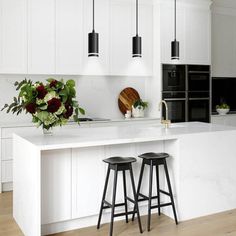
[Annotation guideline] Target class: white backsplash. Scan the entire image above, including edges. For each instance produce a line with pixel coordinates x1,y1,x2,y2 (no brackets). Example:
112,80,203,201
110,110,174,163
0,74,160,124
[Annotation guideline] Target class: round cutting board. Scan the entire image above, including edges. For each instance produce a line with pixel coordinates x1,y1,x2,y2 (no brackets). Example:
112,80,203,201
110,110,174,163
118,87,140,115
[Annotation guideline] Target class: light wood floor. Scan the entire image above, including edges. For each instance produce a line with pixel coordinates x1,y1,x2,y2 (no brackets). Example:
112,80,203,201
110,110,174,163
1,192,236,236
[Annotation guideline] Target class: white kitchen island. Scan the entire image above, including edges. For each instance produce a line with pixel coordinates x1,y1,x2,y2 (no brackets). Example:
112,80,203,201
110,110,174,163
13,122,236,236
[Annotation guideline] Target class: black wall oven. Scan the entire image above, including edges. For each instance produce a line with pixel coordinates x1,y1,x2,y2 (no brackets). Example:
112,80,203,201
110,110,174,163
162,64,210,123
162,92,186,123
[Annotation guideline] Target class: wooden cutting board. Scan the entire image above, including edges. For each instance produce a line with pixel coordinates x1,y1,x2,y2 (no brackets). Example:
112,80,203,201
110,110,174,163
118,87,140,115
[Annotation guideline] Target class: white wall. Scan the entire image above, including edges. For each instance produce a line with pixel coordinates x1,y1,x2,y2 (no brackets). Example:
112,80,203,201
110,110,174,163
0,74,158,123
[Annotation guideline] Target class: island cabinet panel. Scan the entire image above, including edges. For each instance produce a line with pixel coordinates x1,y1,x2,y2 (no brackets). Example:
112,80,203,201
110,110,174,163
0,0,27,73
41,149,72,224
55,0,83,75
28,0,55,74
71,147,105,218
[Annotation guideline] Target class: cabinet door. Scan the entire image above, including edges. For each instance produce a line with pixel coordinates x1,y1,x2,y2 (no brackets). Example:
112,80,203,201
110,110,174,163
185,6,211,65
1,160,13,183
72,147,105,218
41,149,72,224
82,0,109,75
212,13,236,77
56,0,83,74
28,0,55,74
109,1,133,75
160,1,185,64
0,0,27,73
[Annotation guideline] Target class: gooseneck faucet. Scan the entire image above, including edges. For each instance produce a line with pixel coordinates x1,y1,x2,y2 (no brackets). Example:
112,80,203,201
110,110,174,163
158,100,171,128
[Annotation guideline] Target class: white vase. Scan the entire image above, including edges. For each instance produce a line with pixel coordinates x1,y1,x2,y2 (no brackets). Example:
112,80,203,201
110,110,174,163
43,128,53,135
132,106,145,118
216,108,230,116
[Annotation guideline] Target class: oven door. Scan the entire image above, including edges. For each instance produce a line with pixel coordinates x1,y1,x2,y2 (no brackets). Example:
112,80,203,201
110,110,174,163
163,65,186,91
163,98,186,123
188,72,210,91
188,98,210,123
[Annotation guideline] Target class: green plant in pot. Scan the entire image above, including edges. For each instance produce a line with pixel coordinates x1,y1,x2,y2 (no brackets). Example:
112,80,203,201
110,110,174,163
216,103,230,115
132,99,148,118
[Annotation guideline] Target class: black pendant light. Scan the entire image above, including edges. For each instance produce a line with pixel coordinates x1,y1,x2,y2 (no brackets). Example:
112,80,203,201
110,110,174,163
88,0,99,57
132,0,142,57
171,0,179,60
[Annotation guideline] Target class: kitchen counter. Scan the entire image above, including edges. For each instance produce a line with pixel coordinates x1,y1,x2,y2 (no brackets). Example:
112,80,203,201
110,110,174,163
14,122,236,150
13,122,236,236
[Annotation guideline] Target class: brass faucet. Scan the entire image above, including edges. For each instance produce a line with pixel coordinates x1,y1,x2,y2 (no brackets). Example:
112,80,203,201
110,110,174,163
158,100,171,128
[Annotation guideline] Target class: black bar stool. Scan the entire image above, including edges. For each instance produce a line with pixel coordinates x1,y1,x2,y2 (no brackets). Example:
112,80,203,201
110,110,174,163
132,152,178,231
97,156,143,236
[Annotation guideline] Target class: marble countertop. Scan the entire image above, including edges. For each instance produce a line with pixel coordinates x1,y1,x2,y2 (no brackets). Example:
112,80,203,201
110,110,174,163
13,122,236,151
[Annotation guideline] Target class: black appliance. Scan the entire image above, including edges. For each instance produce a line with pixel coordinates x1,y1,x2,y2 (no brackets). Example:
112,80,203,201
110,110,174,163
162,64,186,91
162,92,187,123
212,77,236,113
162,64,210,123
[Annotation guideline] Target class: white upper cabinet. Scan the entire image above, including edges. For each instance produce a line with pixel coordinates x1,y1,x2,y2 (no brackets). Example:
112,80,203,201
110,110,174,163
211,9,236,77
28,0,55,74
160,0,211,65
82,0,109,75
56,0,83,75
185,6,211,65
110,0,153,76
160,1,185,64
0,0,27,74
109,1,133,76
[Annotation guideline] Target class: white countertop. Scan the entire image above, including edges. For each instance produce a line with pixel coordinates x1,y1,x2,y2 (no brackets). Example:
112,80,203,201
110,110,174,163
14,122,236,151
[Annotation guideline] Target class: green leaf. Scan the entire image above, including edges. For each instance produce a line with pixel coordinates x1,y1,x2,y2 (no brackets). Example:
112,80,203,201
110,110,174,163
79,107,85,115
66,80,75,87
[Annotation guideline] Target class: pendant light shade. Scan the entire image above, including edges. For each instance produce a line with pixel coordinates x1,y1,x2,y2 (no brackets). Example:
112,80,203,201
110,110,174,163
132,0,142,57
171,0,179,60
88,0,99,57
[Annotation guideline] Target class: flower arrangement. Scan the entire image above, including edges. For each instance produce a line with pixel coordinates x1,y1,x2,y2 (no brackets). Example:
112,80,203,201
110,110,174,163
1,78,85,130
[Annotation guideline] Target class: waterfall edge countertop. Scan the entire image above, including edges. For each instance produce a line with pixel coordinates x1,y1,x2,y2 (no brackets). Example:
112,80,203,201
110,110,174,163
13,122,236,150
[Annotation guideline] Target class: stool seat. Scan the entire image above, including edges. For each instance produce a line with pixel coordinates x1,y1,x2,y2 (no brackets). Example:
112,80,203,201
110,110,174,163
103,157,137,165
139,152,169,159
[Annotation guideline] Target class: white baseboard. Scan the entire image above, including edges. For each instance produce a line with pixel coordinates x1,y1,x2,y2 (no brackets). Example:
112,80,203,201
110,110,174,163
2,182,13,192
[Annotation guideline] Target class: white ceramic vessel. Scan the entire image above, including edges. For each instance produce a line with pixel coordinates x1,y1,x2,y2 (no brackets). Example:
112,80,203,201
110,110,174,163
216,108,230,115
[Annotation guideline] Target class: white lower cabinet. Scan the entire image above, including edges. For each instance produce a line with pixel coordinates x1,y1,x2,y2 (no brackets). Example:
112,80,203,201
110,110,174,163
41,149,72,224
71,147,105,218
2,160,13,183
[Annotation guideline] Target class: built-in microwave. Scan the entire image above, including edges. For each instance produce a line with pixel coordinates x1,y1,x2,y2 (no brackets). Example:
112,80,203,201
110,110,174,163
163,64,186,91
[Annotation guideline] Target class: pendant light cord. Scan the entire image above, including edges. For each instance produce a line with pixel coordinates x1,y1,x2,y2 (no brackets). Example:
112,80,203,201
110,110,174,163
136,0,138,36
174,0,176,40
93,0,95,32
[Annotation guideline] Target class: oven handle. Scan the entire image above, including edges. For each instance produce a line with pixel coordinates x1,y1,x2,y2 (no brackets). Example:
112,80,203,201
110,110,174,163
189,98,210,101
164,98,186,101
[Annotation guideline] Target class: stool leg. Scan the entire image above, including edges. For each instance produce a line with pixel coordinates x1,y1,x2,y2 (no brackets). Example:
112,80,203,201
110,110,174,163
110,167,118,236
132,160,145,221
122,170,129,223
148,160,153,232
156,165,161,216
97,165,111,229
129,164,143,234
164,159,178,225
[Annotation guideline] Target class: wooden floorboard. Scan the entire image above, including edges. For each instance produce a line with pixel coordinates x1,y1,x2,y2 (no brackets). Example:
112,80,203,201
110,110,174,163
1,191,236,236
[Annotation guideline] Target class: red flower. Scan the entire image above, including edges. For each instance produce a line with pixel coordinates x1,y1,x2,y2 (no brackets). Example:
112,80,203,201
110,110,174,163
63,103,73,118
25,103,36,114
47,98,61,113
36,85,47,99
50,80,58,88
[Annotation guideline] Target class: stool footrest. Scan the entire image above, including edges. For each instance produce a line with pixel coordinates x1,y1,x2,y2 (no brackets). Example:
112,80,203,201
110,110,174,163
126,197,135,204
151,202,172,209
103,200,126,209
159,189,170,196
138,193,158,201
114,211,137,218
